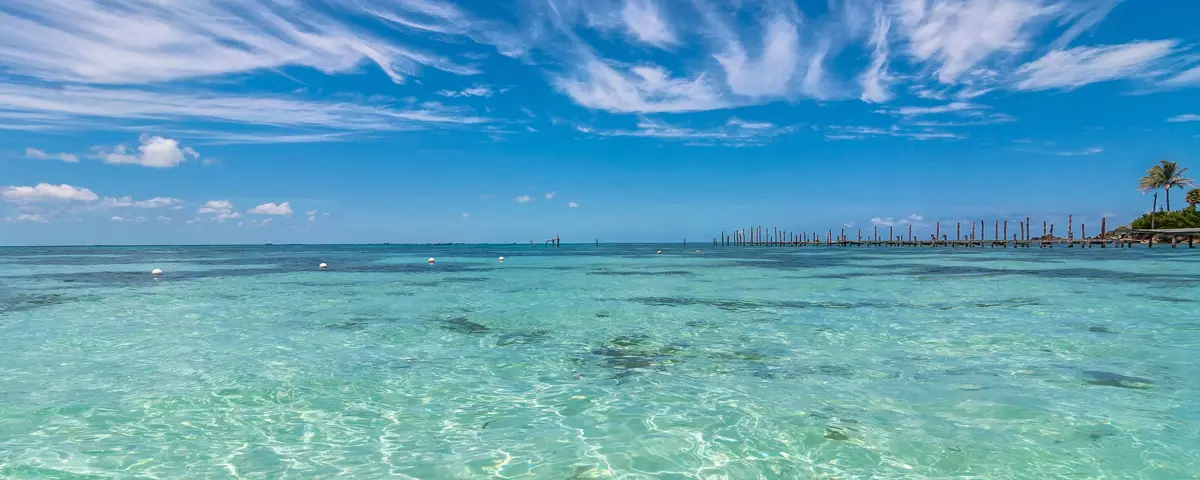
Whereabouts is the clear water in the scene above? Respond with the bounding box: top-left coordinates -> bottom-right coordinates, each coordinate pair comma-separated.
1,245 -> 1197,479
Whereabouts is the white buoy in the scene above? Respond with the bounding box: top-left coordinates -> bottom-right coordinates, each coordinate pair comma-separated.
427,257 -> 436,264
695,250 -> 701,254
657,250 -> 662,254
319,263 -> 328,269
151,268 -> 163,276
498,256 -> 505,262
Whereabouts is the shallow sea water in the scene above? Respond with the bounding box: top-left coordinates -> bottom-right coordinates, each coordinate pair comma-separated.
1,244 -> 1198,479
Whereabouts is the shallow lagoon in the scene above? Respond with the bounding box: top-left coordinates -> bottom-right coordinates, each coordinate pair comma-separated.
1,245 -> 1197,478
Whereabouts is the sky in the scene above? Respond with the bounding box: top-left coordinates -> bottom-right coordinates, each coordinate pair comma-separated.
1,0 -> 1199,245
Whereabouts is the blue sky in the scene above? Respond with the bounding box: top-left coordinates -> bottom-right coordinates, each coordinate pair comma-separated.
1,0 -> 1198,245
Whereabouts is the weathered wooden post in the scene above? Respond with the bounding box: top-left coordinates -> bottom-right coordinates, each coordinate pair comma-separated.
1003,220 -> 1008,246
909,224 -> 913,243
874,226 -> 878,242
1101,217 -> 1107,248
994,220 -> 999,245
957,222 -> 961,242
890,226 -> 894,243
1068,214 -> 1073,242
1050,224 -> 1055,247
936,222 -> 941,243
971,222 -> 976,242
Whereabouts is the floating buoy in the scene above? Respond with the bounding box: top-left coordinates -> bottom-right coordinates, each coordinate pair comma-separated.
427,258 -> 436,264
657,251 -> 662,254
498,256 -> 505,262
151,268 -> 163,276
695,250 -> 701,254
319,263 -> 328,269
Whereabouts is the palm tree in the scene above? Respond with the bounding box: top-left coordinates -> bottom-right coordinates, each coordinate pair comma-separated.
1138,160 -> 1195,211
1188,188 -> 1200,209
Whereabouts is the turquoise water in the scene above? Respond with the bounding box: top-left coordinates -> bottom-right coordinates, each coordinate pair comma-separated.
1,245 -> 1198,478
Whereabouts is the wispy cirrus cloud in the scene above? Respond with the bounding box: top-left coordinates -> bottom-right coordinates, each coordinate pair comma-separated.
0,84 -> 490,138
583,117 -> 796,146
824,125 -> 962,141
1055,147 -> 1104,156
894,0 -> 1059,85
0,0 -> 484,85
1013,40 -> 1178,91
437,86 -> 499,98
877,102 -> 981,117
1167,114 -> 1200,122
620,0 -> 677,47
859,10 -> 893,103
553,59 -> 729,114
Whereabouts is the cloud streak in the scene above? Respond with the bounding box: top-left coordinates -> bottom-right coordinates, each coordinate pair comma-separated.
0,0 -> 483,85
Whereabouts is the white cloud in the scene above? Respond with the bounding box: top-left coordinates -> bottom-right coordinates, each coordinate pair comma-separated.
248,202 -> 293,216
1162,65 -> 1200,88
1056,147 -> 1103,156
0,84 -> 489,137
5,213 -> 48,223
725,118 -> 776,130
135,197 -> 184,209
1167,114 -> 1200,123
712,14 -> 801,98
196,200 -> 241,222
568,202 -> 580,208
1014,40 -> 1177,91
621,0 -> 676,47
24,147 -> 79,163
896,0 -> 1058,84
99,196 -> 183,209
589,117 -> 795,146
96,134 -> 199,168
437,86 -> 496,97
2,183 -> 98,203
859,11 -> 893,103
110,216 -> 130,222
157,216 -> 172,224
878,102 -> 979,116
0,0 -> 482,85
461,212 -> 470,218
870,214 -> 925,227
545,191 -> 557,200
825,125 -> 961,141
553,58 -> 728,114
514,195 -> 533,204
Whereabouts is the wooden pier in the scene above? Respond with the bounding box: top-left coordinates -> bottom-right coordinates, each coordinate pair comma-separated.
712,218 -> 1199,249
